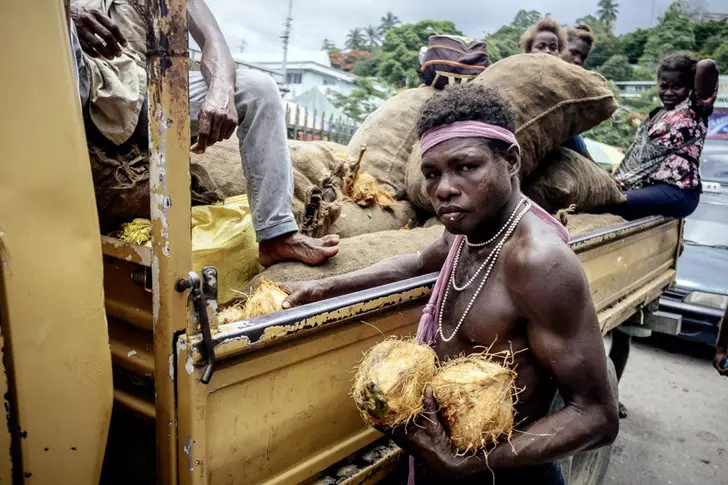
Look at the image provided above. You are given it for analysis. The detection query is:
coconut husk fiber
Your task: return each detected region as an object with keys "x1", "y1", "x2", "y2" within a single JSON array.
[
  {"x1": 523, "y1": 148, "x2": 626, "y2": 213},
  {"x1": 472, "y1": 54, "x2": 617, "y2": 177},
  {"x1": 342, "y1": 145, "x2": 397, "y2": 209},
  {"x1": 352, "y1": 338, "x2": 438, "y2": 428},
  {"x1": 217, "y1": 278, "x2": 289, "y2": 324},
  {"x1": 240, "y1": 226, "x2": 443, "y2": 293},
  {"x1": 563, "y1": 213, "x2": 627, "y2": 238},
  {"x1": 432, "y1": 353, "x2": 517, "y2": 453},
  {"x1": 327, "y1": 200, "x2": 416, "y2": 238},
  {"x1": 347, "y1": 87, "x2": 437, "y2": 196},
  {"x1": 192, "y1": 135, "x2": 349, "y2": 237}
]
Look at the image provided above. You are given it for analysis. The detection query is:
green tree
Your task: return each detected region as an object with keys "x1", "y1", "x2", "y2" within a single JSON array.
[
  {"x1": 583, "y1": 109, "x2": 637, "y2": 150},
  {"x1": 345, "y1": 28, "x2": 367, "y2": 50},
  {"x1": 378, "y1": 20, "x2": 462, "y2": 88},
  {"x1": 484, "y1": 25, "x2": 524, "y2": 61},
  {"x1": 511, "y1": 9, "x2": 542, "y2": 29},
  {"x1": 353, "y1": 50, "x2": 382, "y2": 77},
  {"x1": 331, "y1": 77, "x2": 387, "y2": 123},
  {"x1": 620, "y1": 28, "x2": 650, "y2": 64},
  {"x1": 632, "y1": 65, "x2": 656, "y2": 81},
  {"x1": 599, "y1": 55, "x2": 633, "y2": 81},
  {"x1": 364, "y1": 25, "x2": 380, "y2": 48},
  {"x1": 714, "y1": 43, "x2": 728, "y2": 72},
  {"x1": 321, "y1": 38, "x2": 339, "y2": 54},
  {"x1": 640, "y1": 1, "x2": 696, "y2": 68},
  {"x1": 378, "y1": 12, "x2": 401, "y2": 37},
  {"x1": 597, "y1": 0, "x2": 620, "y2": 34}
]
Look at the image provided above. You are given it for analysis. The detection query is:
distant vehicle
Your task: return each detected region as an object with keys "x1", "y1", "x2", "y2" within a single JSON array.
[{"x1": 660, "y1": 138, "x2": 728, "y2": 345}]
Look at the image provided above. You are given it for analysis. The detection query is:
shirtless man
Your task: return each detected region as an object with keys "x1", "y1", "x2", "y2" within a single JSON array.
[
  {"x1": 69, "y1": 0, "x2": 338, "y2": 266},
  {"x1": 282, "y1": 84, "x2": 618, "y2": 484}
]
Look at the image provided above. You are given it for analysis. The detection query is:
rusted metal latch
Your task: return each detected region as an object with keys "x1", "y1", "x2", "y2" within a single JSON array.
[{"x1": 176, "y1": 268, "x2": 218, "y2": 384}]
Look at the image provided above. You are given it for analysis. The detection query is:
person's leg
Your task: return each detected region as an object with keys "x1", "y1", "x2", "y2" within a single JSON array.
[
  {"x1": 600, "y1": 184, "x2": 700, "y2": 220},
  {"x1": 609, "y1": 329, "x2": 631, "y2": 418},
  {"x1": 189, "y1": 70, "x2": 338, "y2": 266}
]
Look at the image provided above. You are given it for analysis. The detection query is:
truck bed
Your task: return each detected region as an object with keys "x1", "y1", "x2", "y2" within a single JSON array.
[{"x1": 164, "y1": 215, "x2": 680, "y2": 485}]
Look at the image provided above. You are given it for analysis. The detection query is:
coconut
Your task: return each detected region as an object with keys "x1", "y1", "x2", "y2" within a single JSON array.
[
  {"x1": 217, "y1": 278, "x2": 289, "y2": 323},
  {"x1": 352, "y1": 338, "x2": 437, "y2": 428},
  {"x1": 432, "y1": 354, "x2": 517, "y2": 453}
]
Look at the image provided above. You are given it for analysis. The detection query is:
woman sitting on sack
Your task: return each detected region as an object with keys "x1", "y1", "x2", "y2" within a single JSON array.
[
  {"x1": 521, "y1": 19, "x2": 593, "y2": 159},
  {"x1": 599, "y1": 53, "x2": 719, "y2": 220}
]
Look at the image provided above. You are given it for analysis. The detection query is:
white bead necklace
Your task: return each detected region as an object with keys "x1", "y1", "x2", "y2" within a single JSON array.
[
  {"x1": 451, "y1": 197, "x2": 526, "y2": 292},
  {"x1": 465, "y1": 198, "x2": 527, "y2": 248},
  {"x1": 437, "y1": 199, "x2": 531, "y2": 343}
]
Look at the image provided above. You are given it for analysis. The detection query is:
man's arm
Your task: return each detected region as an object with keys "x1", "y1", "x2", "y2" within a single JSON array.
[
  {"x1": 390, "y1": 239, "x2": 618, "y2": 479},
  {"x1": 714, "y1": 307, "x2": 728, "y2": 376},
  {"x1": 188, "y1": 0, "x2": 238, "y2": 152},
  {"x1": 281, "y1": 231, "x2": 453, "y2": 308}
]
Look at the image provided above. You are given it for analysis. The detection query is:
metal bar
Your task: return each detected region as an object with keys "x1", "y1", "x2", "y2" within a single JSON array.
[
  {"x1": 147, "y1": 0, "x2": 192, "y2": 482},
  {"x1": 101, "y1": 236, "x2": 152, "y2": 266},
  {"x1": 114, "y1": 389, "x2": 156, "y2": 420}
]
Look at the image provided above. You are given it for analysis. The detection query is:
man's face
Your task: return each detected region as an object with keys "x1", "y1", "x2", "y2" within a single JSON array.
[
  {"x1": 531, "y1": 31, "x2": 560, "y2": 56},
  {"x1": 421, "y1": 138, "x2": 518, "y2": 235},
  {"x1": 564, "y1": 39, "x2": 591, "y2": 67}
]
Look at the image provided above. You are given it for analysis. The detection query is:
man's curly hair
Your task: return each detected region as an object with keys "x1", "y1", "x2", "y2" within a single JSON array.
[
  {"x1": 520, "y1": 18, "x2": 568, "y2": 53},
  {"x1": 658, "y1": 52, "x2": 698, "y2": 88},
  {"x1": 416, "y1": 83, "x2": 517, "y2": 156},
  {"x1": 568, "y1": 24, "x2": 596, "y2": 48}
]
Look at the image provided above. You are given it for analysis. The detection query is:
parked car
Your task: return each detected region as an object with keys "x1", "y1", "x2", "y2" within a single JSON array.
[{"x1": 660, "y1": 138, "x2": 728, "y2": 345}]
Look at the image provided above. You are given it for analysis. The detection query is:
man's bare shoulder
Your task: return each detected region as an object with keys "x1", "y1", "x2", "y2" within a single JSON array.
[{"x1": 504, "y1": 213, "x2": 588, "y2": 309}]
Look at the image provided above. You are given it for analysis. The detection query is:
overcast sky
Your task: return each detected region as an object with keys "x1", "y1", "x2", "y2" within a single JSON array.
[{"x1": 202, "y1": 0, "x2": 728, "y2": 58}]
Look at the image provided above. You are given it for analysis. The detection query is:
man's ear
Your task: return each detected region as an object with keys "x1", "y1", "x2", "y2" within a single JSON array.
[{"x1": 505, "y1": 145, "x2": 521, "y2": 176}]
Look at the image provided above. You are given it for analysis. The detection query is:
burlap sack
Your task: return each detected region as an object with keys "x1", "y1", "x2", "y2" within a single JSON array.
[
  {"x1": 192, "y1": 136, "x2": 349, "y2": 237},
  {"x1": 347, "y1": 86, "x2": 437, "y2": 196},
  {"x1": 242, "y1": 226, "x2": 444, "y2": 291},
  {"x1": 90, "y1": 144, "x2": 223, "y2": 233},
  {"x1": 327, "y1": 200, "x2": 416, "y2": 238},
  {"x1": 472, "y1": 54, "x2": 617, "y2": 177},
  {"x1": 523, "y1": 148, "x2": 626, "y2": 213},
  {"x1": 405, "y1": 143, "x2": 433, "y2": 213}
]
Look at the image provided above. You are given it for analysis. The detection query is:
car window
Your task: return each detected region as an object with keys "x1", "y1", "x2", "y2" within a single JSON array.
[{"x1": 684, "y1": 198, "x2": 728, "y2": 247}]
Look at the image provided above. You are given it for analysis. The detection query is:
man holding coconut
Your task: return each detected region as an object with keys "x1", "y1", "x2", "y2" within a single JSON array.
[{"x1": 282, "y1": 83, "x2": 618, "y2": 484}]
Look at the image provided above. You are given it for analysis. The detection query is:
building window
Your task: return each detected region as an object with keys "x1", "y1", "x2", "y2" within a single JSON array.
[
  {"x1": 323, "y1": 77, "x2": 336, "y2": 86},
  {"x1": 286, "y1": 72, "x2": 302, "y2": 84}
]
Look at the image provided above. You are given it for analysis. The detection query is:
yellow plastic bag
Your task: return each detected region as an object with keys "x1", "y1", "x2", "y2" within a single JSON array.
[
  {"x1": 119, "y1": 195, "x2": 261, "y2": 304},
  {"x1": 190, "y1": 195, "x2": 261, "y2": 304}
]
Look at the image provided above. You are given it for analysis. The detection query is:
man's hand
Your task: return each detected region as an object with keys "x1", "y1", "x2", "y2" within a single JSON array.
[
  {"x1": 70, "y1": 5, "x2": 127, "y2": 59},
  {"x1": 714, "y1": 345, "x2": 728, "y2": 377},
  {"x1": 192, "y1": 88, "x2": 237, "y2": 154},
  {"x1": 280, "y1": 280, "x2": 329, "y2": 309},
  {"x1": 388, "y1": 387, "x2": 463, "y2": 480}
]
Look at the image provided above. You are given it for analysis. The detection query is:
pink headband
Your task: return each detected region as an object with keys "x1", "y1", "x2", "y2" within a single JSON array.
[{"x1": 419, "y1": 120, "x2": 520, "y2": 155}]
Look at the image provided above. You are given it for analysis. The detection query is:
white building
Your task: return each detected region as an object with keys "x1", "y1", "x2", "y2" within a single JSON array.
[{"x1": 613, "y1": 81, "x2": 656, "y2": 99}]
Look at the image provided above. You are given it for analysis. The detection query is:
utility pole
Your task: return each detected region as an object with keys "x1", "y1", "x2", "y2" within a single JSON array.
[
  {"x1": 238, "y1": 38, "x2": 247, "y2": 54},
  {"x1": 650, "y1": 0, "x2": 657, "y2": 26},
  {"x1": 281, "y1": 0, "x2": 293, "y2": 87}
]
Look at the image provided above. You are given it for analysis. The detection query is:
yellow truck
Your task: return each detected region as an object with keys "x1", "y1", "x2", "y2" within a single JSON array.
[{"x1": 1, "y1": 1, "x2": 683, "y2": 484}]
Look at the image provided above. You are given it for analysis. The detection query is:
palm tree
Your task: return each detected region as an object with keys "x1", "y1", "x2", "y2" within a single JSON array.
[
  {"x1": 365, "y1": 25, "x2": 380, "y2": 47},
  {"x1": 345, "y1": 28, "x2": 367, "y2": 51},
  {"x1": 597, "y1": 0, "x2": 619, "y2": 33},
  {"x1": 378, "y1": 12, "x2": 401, "y2": 37}
]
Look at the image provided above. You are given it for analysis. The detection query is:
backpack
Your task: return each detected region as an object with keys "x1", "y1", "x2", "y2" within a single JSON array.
[{"x1": 420, "y1": 35, "x2": 489, "y2": 90}]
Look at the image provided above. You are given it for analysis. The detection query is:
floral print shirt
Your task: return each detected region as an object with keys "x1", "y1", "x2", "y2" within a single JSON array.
[{"x1": 615, "y1": 93, "x2": 715, "y2": 191}]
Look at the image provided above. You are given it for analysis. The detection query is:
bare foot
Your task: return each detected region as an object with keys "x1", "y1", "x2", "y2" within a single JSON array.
[
  {"x1": 618, "y1": 402, "x2": 628, "y2": 419},
  {"x1": 259, "y1": 233, "x2": 339, "y2": 267}
]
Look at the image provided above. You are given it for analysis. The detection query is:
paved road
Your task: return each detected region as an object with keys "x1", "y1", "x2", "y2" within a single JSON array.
[{"x1": 604, "y1": 334, "x2": 728, "y2": 485}]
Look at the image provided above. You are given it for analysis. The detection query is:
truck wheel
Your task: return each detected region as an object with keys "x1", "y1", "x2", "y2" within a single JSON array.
[{"x1": 550, "y1": 358, "x2": 619, "y2": 485}]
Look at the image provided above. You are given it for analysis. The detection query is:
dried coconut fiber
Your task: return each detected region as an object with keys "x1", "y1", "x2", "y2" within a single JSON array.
[
  {"x1": 352, "y1": 338, "x2": 438, "y2": 428},
  {"x1": 217, "y1": 278, "x2": 290, "y2": 324},
  {"x1": 472, "y1": 54, "x2": 617, "y2": 177},
  {"x1": 239, "y1": 226, "x2": 443, "y2": 295},
  {"x1": 342, "y1": 145, "x2": 397, "y2": 209},
  {"x1": 347, "y1": 86, "x2": 438, "y2": 196},
  {"x1": 432, "y1": 352, "x2": 518, "y2": 454},
  {"x1": 523, "y1": 148, "x2": 626, "y2": 213}
]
